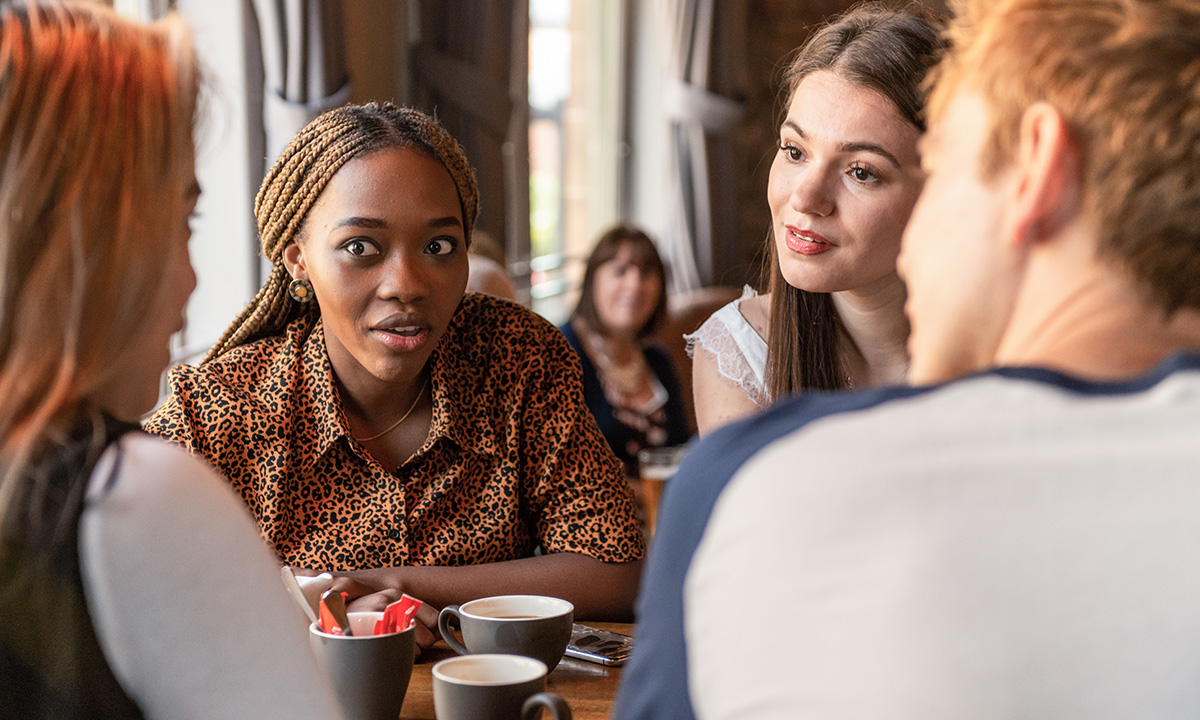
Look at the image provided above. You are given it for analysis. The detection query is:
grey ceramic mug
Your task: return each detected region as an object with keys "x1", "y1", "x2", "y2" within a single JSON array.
[
  {"x1": 309, "y1": 611, "x2": 416, "y2": 720},
  {"x1": 433, "y1": 654, "x2": 572, "y2": 720},
  {"x1": 438, "y1": 595, "x2": 574, "y2": 670}
]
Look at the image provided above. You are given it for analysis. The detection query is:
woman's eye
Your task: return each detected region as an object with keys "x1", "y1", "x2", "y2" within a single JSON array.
[
  {"x1": 777, "y1": 139, "x2": 804, "y2": 163},
  {"x1": 425, "y1": 237, "x2": 457, "y2": 256},
  {"x1": 849, "y1": 165, "x2": 880, "y2": 184},
  {"x1": 344, "y1": 239, "x2": 379, "y2": 257}
]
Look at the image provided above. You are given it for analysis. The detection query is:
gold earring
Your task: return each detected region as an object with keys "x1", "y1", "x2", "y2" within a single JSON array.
[{"x1": 288, "y1": 278, "x2": 314, "y2": 303}]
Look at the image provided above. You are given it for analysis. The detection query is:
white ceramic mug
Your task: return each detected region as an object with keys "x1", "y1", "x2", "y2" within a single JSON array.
[
  {"x1": 438, "y1": 595, "x2": 574, "y2": 670},
  {"x1": 433, "y1": 654, "x2": 571, "y2": 720}
]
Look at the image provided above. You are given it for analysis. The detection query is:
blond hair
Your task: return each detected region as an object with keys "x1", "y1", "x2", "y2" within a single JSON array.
[
  {"x1": 205, "y1": 103, "x2": 479, "y2": 362},
  {"x1": 0, "y1": 2, "x2": 199, "y2": 497},
  {"x1": 930, "y1": 0, "x2": 1200, "y2": 313}
]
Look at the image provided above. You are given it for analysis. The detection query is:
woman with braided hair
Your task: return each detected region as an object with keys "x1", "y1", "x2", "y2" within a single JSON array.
[{"x1": 147, "y1": 103, "x2": 645, "y2": 638}]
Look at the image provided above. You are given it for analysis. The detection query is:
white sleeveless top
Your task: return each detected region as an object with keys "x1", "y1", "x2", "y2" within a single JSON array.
[{"x1": 685, "y1": 286, "x2": 769, "y2": 407}]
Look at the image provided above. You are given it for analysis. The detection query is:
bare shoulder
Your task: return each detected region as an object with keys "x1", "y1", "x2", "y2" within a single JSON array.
[
  {"x1": 691, "y1": 344, "x2": 760, "y2": 435},
  {"x1": 739, "y1": 292, "x2": 771, "y2": 342}
]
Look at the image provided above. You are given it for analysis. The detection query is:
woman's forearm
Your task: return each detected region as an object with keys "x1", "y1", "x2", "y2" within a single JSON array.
[{"x1": 339, "y1": 552, "x2": 643, "y2": 621}]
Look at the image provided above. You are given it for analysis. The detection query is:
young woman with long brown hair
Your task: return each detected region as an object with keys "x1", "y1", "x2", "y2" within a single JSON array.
[
  {"x1": 615, "y1": 5, "x2": 946, "y2": 719},
  {"x1": 687, "y1": 2, "x2": 944, "y2": 434}
]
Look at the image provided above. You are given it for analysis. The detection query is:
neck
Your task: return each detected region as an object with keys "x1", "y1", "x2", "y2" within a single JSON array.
[
  {"x1": 335, "y1": 367, "x2": 428, "y2": 429},
  {"x1": 832, "y1": 274, "x2": 911, "y2": 385},
  {"x1": 997, "y1": 271, "x2": 1200, "y2": 380},
  {"x1": 574, "y1": 319, "x2": 640, "y2": 361}
]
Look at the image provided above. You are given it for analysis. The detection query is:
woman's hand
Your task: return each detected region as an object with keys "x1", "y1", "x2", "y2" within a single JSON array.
[{"x1": 347, "y1": 588, "x2": 441, "y2": 656}]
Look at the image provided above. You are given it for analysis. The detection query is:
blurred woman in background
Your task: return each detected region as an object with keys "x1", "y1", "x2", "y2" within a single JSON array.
[
  {"x1": 562, "y1": 226, "x2": 690, "y2": 477},
  {"x1": 0, "y1": 4, "x2": 342, "y2": 718}
]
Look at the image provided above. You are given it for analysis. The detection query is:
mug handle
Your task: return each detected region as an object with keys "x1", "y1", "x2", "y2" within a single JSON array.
[
  {"x1": 522, "y1": 691, "x2": 572, "y2": 720},
  {"x1": 438, "y1": 605, "x2": 470, "y2": 656}
]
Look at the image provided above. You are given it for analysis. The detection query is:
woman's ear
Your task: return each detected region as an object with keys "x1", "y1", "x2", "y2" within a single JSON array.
[
  {"x1": 282, "y1": 241, "x2": 306, "y2": 280},
  {"x1": 1006, "y1": 102, "x2": 1084, "y2": 248}
]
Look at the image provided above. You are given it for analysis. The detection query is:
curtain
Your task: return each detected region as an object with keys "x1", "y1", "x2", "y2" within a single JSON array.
[
  {"x1": 409, "y1": 0, "x2": 531, "y2": 288},
  {"x1": 661, "y1": 0, "x2": 748, "y2": 291},
  {"x1": 252, "y1": 0, "x2": 351, "y2": 167}
]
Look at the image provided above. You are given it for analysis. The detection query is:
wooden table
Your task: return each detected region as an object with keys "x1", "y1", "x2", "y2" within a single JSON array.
[{"x1": 400, "y1": 622, "x2": 631, "y2": 719}]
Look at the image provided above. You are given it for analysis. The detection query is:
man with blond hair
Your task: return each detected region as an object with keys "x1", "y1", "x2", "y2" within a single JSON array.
[{"x1": 632, "y1": 0, "x2": 1200, "y2": 717}]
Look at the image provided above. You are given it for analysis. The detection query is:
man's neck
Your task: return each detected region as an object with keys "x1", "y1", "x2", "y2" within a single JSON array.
[{"x1": 996, "y1": 261, "x2": 1200, "y2": 380}]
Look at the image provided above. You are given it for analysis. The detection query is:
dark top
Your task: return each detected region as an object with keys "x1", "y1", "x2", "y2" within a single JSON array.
[
  {"x1": 560, "y1": 322, "x2": 691, "y2": 476},
  {"x1": 0, "y1": 415, "x2": 145, "y2": 720}
]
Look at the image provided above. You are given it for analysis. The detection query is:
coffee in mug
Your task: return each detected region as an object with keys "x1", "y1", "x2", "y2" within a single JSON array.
[
  {"x1": 432, "y1": 654, "x2": 571, "y2": 720},
  {"x1": 438, "y1": 595, "x2": 573, "y2": 670}
]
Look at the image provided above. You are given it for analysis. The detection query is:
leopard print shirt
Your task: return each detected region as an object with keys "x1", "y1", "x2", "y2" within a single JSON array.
[{"x1": 146, "y1": 294, "x2": 646, "y2": 571}]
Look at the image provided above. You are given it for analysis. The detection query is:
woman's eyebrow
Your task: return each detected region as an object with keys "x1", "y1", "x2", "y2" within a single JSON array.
[
  {"x1": 333, "y1": 216, "x2": 388, "y2": 230},
  {"x1": 428, "y1": 216, "x2": 462, "y2": 229},
  {"x1": 839, "y1": 141, "x2": 901, "y2": 169},
  {"x1": 781, "y1": 120, "x2": 903, "y2": 169}
]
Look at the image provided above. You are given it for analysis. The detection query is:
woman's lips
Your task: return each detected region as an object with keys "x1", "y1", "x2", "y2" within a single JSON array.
[
  {"x1": 372, "y1": 326, "x2": 430, "y2": 352},
  {"x1": 371, "y1": 313, "x2": 433, "y2": 352},
  {"x1": 784, "y1": 226, "x2": 834, "y2": 256}
]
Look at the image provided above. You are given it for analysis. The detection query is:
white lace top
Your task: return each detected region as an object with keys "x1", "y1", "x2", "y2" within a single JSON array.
[{"x1": 685, "y1": 286, "x2": 769, "y2": 407}]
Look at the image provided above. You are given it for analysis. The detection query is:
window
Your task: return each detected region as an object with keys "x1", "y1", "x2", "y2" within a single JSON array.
[{"x1": 526, "y1": 0, "x2": 626, "y2": 324}]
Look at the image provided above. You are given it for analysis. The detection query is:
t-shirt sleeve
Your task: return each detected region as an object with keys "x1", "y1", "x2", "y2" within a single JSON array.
[
  {"x1": 518, "y1": 323, "x2": 646, "y2": 563},
  {"x1": 79, "y1": 434, "x2": 343, "y2": 720}
]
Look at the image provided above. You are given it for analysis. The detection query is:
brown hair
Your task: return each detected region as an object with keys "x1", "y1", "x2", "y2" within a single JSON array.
[
  {"x1": 764, "y1": 1, "x2": 944, "y2": 400},
  {"x1": 0, "y1": 3, "x2": 198, "y2": 496},
  {"x1": 572, "y1": 225, "x2": 669, "y2": 339},
  {"x1": 929, "y1": 0, "x2": 1200, "y2": 314},
  {"x1": 206, "y1": 103, "x2": 479, "y2": 361}
]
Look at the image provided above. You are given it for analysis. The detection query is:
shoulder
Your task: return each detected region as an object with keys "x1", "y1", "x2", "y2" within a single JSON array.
[
  {"x1": 168, "y1": 333, "x2": 292, "y2": 398},
  {"x1": 82, "y1": 433, "x2": 264, "y2": 574},
  {"x1": 737, "y1": 292, "x2": 770, "y2": 339},
  {"x1": 79, "y1": 434, "x2": 345, "y2": 719},
  {"x1": 689, "y1": 292, "x2": 769, "y2": 348},
  {"x1": 91, "y1": 432, "x2": 244, "y2": 509},
  {"x1": 160, "y1": 319, "x2": 319, "y2": 413},
  {"x1": 449, "y1": 293, "x2": 577, "y2": 363},
  {"x1": 558, "y1": 319, "x2": 582, "y2": 348}
]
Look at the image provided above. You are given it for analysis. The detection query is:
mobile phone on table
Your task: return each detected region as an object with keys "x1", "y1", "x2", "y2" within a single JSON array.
[{"x1": 564, "y1": 623, "x2": 634, "y2": 666}]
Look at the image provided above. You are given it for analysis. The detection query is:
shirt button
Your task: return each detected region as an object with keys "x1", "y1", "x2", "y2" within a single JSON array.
[{"x1": 387, "y1": 528, "x2": 400, "y2": 540}]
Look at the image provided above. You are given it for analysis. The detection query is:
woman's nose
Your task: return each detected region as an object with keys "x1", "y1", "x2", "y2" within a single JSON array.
[
  {"x1": 379, "y1": 252, "x2": 430, "y2": 303},
  {"x1": 790, "y1": 168, "x2": 835, "y2": 217}
]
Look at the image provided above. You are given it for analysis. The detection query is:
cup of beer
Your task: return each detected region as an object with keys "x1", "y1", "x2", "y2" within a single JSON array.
[{"x1": 637, "y1": 445, "x2": 686, "y2": 539}]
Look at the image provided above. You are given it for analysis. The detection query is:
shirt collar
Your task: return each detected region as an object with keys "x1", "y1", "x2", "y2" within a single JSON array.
[{"x1": 293, "y1": 300, "x2": 501, "y2": 466}]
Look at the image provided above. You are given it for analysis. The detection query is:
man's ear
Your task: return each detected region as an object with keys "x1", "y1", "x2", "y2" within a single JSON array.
[
  {"x1": 1005, "y1": 102, "x2": 1084, "y2": 248},
  {"x1": 282, "y1": 241, "x2": 306, "y2": 280}
]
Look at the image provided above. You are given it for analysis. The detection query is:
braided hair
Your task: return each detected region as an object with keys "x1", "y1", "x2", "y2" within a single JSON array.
[{"x1": 205, "y1": 103, "x2": 479, "y2": 362}]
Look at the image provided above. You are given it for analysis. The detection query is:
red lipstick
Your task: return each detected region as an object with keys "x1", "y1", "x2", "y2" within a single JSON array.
[{"x1": 784, "y1": 226, "x2": 834, "y2": 256}]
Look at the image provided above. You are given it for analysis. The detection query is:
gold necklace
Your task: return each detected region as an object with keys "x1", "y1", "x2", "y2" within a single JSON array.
[{"x1": 354, "y1": 377, "x2": 428, "y2": 442}]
